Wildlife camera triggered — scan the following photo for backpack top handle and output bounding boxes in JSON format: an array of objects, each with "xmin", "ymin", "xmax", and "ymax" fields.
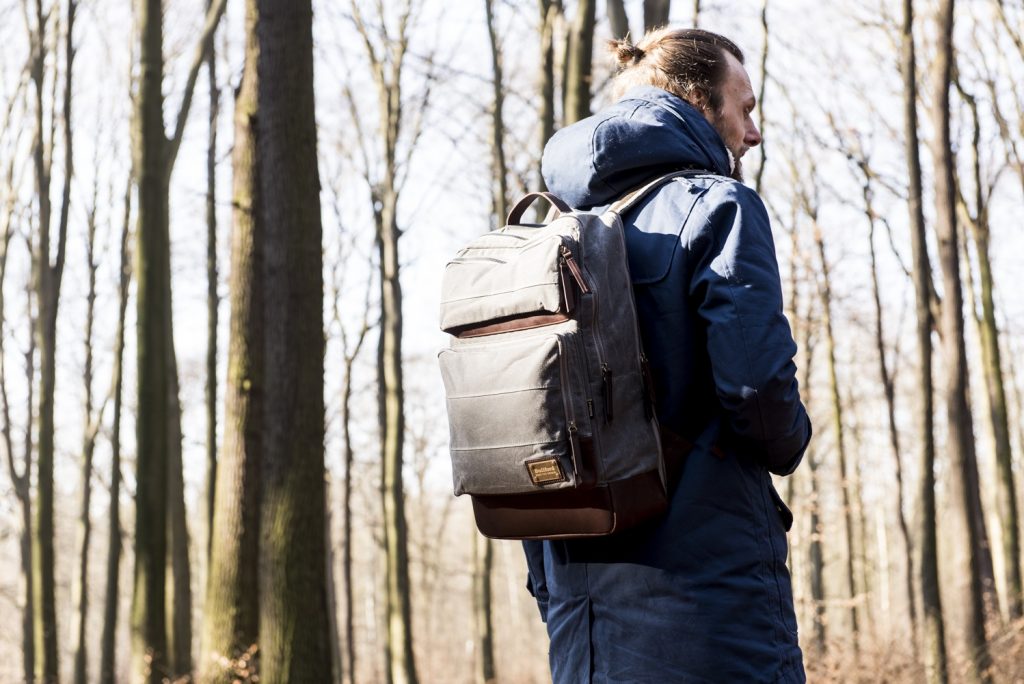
[{"xmin": 506, "ymin": 192, "xmax": 572, "ymax": 226}]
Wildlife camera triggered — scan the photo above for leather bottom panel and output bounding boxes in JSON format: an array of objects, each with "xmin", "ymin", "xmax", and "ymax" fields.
[{"xmin": 471, "ymin": 468, "xmax": 668, "ymax": 540}]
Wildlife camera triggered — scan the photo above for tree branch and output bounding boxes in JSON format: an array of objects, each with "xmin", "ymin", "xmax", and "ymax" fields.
[{"xmin": 165, "ymin": 0, "xmax": 227, "ymax": 172}]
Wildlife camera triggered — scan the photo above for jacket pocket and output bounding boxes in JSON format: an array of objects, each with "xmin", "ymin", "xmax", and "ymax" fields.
[{"xmin": 768, "ymin": 482, "xmax": 794, "ymax": 532}]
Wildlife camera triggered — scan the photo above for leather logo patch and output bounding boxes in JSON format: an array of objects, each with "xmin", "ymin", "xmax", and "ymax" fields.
[{"xmin": 527, "ymin": 458, "xmax": 565, "ymax": 485}]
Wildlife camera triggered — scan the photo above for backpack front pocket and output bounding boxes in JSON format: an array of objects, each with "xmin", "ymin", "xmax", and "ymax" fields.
[{"xmin": 439, "ymin": 332, "xmax": 587, "ymax": 496}]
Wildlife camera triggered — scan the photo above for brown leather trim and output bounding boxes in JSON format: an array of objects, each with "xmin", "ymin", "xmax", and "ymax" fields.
[
  {"xmin": 471, "ymin": 468, "xmax": 668, "ymax": 540},
  {"xmin": 507, "ymin": 191, "xmax": 572, "ymax": 225},
  {"xmin": 454, "ymin": 312, "xmax": 570, "ymax": 338}
]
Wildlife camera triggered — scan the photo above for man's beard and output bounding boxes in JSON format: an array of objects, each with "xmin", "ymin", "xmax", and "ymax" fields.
[
  {"xmin": 724, "ymin": 146, "xmax": 744, "ymax": 182},
  {"xmin": 730, "ymin": 157, "xmax": 744, "ymax": 182}
]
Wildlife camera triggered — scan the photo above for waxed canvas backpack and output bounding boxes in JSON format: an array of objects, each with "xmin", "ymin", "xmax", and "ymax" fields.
[{"xmin": 438, "ymin": 172, "xmax": 695, "ymax": 540}]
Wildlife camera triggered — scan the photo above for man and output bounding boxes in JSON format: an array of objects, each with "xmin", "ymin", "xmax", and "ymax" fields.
[{"xmin": 524, "ymin": 28, "xmax": 811, "ymax": 683}]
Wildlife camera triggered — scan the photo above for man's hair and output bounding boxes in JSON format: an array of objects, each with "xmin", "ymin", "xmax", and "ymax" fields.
[{"xmin": 608, "ymin": 28, "xmax": 744, "ymax": 113}]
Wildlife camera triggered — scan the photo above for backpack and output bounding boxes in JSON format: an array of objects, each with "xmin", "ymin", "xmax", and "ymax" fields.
[{"xmin": 438, "ymin": 172, "xmax": 694, "ymax": 540}]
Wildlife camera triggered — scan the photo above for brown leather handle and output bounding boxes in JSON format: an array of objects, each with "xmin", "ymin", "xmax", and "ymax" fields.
[{"xmin": 506, "ymin": 192, "xmax": 571, "ymax": 225}]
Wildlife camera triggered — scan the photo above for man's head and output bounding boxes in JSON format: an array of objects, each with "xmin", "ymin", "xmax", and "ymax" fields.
[{"xmin": 609, "ymin": 28, "xmax": 762, "ymax": 181}]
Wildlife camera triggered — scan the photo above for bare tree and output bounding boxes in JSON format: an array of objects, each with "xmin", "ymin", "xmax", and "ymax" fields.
[
  {"xmin": 792, "ymin": 152, "xmax": 862, "ymax": 656},
  {"xmin": 349, "ymin": 1, "xmax": 423, "ymax": 680},
  {"xmin": 72, "ymin": 171, "xmax": 110, "ymax": 684},
  {"xmin": 131, "ymin": 0, "xmax": 226, "ymax": 679},
  {"xmin": 901, "ymin": 0, "xmax": 948, "ymax": 680},
  {"xmin": 538, "ymin": 0, "xmax": 562, "ymax": 194},
  {"xmin": 329, "ymin": 220, "xmax": 374, "ymax": 684},
  {"xmin": 205, "ymin": 0, "xmax": 221, "ymax": 562},
  {"xmin": 753, "ymin": 0, "xmax": 769, "ymax": 194},
  {"xmin": 954, "ymin": 73, "xmax": 1022, "ymax": 622},
  {"xmin": 28, "ymin": 0, "xmax": 76, "ymax": 677},
  {"xmin": 607, "ymin": 0, "xmax": 628, "ymax": 40},
  {"xmin": 199, "ymin": 0, "xmax": 263, "ymax": 678},
  {"xmin": 931, "ymin": 0, "xmax": 994, "ymax": 680},
  {"xmin": 201, "ymin": 1, "xmax": 332, "ymax": 680},
  {"xmin": 644, "ymin": 0, "xmax": 671, "ymax": 30},
  {"xmin": 564, "ymin": 0, "xmax": 595, "ymax": 125},
  {"xmin": 99, "ymin": 172, "xmax": 132, "ymax": 684},
  {"xmin": 255, "ymin": 0, "xmax": 333, "ymax": 676},
  {"xmin": 0, "ymin": 119, "xmax": 34, "ymax": 684}
]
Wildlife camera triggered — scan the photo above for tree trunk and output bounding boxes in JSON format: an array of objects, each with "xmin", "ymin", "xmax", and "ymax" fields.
[
  {"xmin": 862, "ymin": 170, "xmax": 919, "ymax": 653},
  {"xmin": 901, "ymin": 0, "xmax": 947, "ymax": 680},
  {"xmin": 351, "ymin": 1, "xmax": 421, "ymax": 679},
  {"xmin": 72, "ymin": 186, "xmax": 100, "ymax": 684},
  {"xmin": 341, "ymin": 350, "xmax": 358, "ymax": 684},
  {"xmin": 813, "ymin": 220, "xmax": 860, "ymax": 656},
  {"xmin": 643, "ymin": 0, "xmax": 670, "ymax": 31},
  {"xmin": 132, "ymin": 0, "xmax": 173, "ymax": 677},
  {"xmin": 31, "ymin": 0, "xmax": 75, "ymax": 678},
  {"xmin": 132, "ymin": 0, "xmax": 224, "ymax": 678},
  {"xmin": 607, "ymin": 0, "xmax": 628, "ymax": 40},
  {"xmin": 100, "ymin": 174, "xmax": 132, "ymax": 684},
  {"xmin": 486, "ymin": 0, "xmax": 508, "ymax": 226},
  {"xmin": 167, "ymin": 360, "xmax": 193, "ymax": 680},
  {"xmin": 255, "ymin": 0, "xmax": 332, "ymax": 680},
  {"xmin": 472, "ymin": 531, "xmax": 495, "ymax": 684},
  {"xmin": 473, "ymin": 2, "xmax": 505, "ymax": 680},
  {"xmin": 564, "ymin": 0, "xmax": 595, "ymax": 125},
  {"xmin": 690, "ymin": 0, "xmax": 699, "ymax": 27},
  {"xmin": 955, "ymin": 79, "xmax": 1022, "ymax": 622},
  {"xmin": 326, "ymin": 482, "xmax": 344, "ymax": 684},
  {"xmin": 931, "ymin": 1, "xmax": 994, "ymax": 680},
  {"xmin": 1, "ymin": 149, "xmax": 34, "ymax": 684},
  {"xmin": 753, "ymin": 0, "xmax": 768, "ymax": 194},
  {"xmin": 205, "ymin": 0, "xmax": 220, "ymax": 563},
  {"xmin": 339, "ymin": 293, "xmax": 371, "ymax": 684},
  {"xmin": 797, "ymin": 271, "xmax": 825, "ymax": 656},
  {"xmin": 537, "ymin": 0, "xmax": 560, "ymax": 196},
  {"xmin": 378, "ymin": 188, "xmax": 417, "ymax": 684},
  {"xmin": 198, "ymin": 1, "xmax": 262, "ymax": 677}
]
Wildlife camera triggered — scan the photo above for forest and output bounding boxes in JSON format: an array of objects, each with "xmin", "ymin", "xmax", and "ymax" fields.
[{"xmin": 0, "ymin": 0, "xmax": 1022, "ymax": 682}]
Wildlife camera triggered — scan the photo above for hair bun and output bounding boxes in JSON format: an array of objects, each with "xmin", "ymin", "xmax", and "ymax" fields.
[{"xmin": 610, "ymin": 39, "xmax": 645, "ymax": 66}]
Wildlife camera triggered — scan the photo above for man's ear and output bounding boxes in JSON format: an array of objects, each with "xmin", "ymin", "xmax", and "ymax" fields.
[{"xmin": 688, "ymin": 89, "xmax": 712, "ymax": 117}]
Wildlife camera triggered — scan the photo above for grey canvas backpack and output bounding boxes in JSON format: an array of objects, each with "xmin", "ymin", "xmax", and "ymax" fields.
[{"xmin": 438, "ymin": 172, "xmax": 694, "ymax": 540}]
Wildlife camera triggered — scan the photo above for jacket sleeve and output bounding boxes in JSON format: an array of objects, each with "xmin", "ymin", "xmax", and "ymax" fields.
[{"xmin": 688, "ymin": 180, "xmax": 810, "ymax": 475}]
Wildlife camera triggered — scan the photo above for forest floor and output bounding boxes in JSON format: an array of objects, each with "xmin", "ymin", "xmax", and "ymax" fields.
[{"xmin": 804, "ymin": 617, "xmax": 1024, "ymax": 683}]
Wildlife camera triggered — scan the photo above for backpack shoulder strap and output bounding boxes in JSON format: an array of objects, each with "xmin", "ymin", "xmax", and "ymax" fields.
[{"xmin": 607, "ymin": 168, "xmax": 709, "ymax": 217}]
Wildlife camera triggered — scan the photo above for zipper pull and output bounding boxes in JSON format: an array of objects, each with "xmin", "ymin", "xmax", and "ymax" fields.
[
  {"xmin": 560, "ymin": 245, "xmax": 590, "ymax": 294},
  {"xmin": 601, "ymin": 364, "xmax": 614, "ymax": 423},
  {"xmin": 640, "ymin": 353, "xmax": 655, "ymax": 421},
  {"xmin": 568, "ymin": 421, "xmax": 580, "ymax": 480}
]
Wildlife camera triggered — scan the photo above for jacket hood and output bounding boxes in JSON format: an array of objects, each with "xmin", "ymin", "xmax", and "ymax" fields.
[{"xmin": 542, "ymin": 86, "xmax": 732, "ymax": 208}]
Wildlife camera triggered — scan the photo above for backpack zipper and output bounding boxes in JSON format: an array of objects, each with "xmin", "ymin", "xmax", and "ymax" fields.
[
  {"xmin": 557, "ymin": 335, "xmax": 581, "ymax": 485},
  {"xmin": 570, "ymin": 234, "xmax": 612, "ymax": 423},
  {"xmin": 559, "ymin": 245, "xmax": 590, "ymax": 294}
]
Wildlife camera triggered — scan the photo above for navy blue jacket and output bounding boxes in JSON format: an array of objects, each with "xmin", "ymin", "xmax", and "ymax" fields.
[{"xmin": 524, "ymin": 86, "xmax": 811, "ymax": 683}]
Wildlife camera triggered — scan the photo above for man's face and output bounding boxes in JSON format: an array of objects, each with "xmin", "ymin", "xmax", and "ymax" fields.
[{"xmin": 705, "ymin": 51, "xmax": 762, "ymax": 182}]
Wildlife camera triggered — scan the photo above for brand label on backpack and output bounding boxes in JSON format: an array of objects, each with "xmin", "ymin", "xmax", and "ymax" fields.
[{"xmin": 527, "ymin": 458, "xmax": 566, "ymax": 485}]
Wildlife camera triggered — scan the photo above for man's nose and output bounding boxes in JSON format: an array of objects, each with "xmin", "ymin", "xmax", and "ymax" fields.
[{"xmin": 745, "ymin": 121, "xmax": 762, "ymax": 148}]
